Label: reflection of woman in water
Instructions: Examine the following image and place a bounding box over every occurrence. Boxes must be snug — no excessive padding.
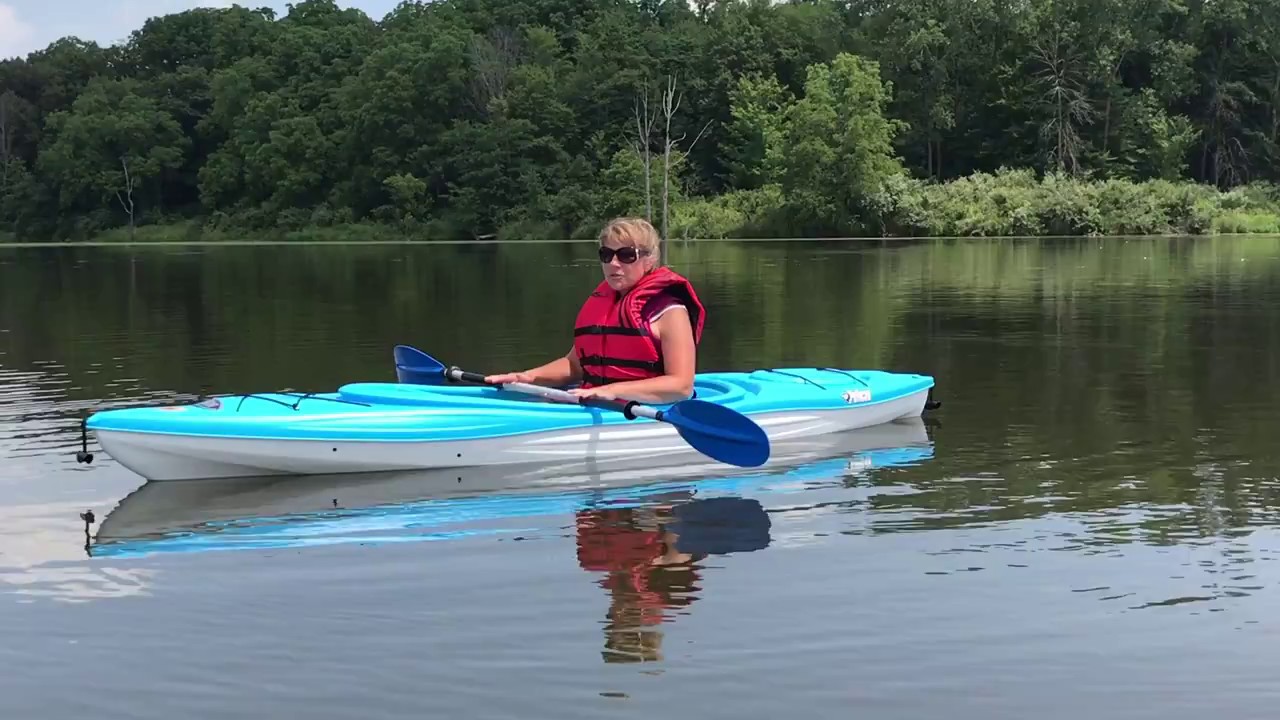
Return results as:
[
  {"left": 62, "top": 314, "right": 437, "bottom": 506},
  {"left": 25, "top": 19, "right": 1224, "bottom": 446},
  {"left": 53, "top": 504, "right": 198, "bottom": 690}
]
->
[{"left": 575, "top": 493, "right": 772, "bottom": 664}]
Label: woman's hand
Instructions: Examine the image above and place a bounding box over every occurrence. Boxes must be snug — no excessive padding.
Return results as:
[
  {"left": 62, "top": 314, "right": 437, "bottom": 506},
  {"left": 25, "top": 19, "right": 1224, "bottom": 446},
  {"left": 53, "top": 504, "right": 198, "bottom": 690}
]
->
[
  {"left": 569, "top": 386, "right": 618, "bottom": 401},
  {"left": 485, "top": 351, "right": 580, "bottom": 387},
  {"left": 485, "top": 372, "right": 535, "bottom": 385}
]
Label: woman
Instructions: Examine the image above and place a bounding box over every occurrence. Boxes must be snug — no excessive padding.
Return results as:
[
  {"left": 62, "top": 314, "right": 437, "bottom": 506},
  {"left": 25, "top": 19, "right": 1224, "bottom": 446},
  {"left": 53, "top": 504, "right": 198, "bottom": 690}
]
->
[{"left": 485, "top": 217, "right": 705, "bottom": 404}]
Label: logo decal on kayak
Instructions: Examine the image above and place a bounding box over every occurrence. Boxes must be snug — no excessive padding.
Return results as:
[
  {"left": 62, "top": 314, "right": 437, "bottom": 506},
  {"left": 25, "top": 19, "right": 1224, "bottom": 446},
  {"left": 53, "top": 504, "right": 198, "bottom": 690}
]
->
[{"left": 842, "top": 389, "right": 872, "bottom": 403}]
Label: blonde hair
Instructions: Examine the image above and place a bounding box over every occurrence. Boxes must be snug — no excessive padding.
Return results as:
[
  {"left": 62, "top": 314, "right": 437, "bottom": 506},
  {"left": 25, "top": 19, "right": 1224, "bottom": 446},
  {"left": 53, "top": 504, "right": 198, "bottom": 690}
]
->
[{"left": 598, "top": 217, "right": 661, "bottom": 265}]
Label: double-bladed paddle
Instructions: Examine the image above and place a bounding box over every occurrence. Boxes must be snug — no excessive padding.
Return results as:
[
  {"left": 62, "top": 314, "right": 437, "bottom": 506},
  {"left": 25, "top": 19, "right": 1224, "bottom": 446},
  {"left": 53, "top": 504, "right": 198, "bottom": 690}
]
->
[{"left": 392, "top": 344, "right": 770, "bottom": 468}]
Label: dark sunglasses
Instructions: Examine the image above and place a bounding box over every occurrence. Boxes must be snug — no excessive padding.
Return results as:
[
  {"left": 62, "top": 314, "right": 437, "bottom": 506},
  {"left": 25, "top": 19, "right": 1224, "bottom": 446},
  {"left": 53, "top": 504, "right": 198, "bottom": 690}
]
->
[{"left": 597, "top": 246, "right": 649, "bottom": 264}]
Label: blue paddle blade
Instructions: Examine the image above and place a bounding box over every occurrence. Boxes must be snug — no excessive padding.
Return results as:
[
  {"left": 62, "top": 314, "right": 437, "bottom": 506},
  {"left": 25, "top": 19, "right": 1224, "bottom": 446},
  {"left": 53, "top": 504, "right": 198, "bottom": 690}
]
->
[
  {"left": 663, "top": 399, "right": 771, "bottom": 468},
  {"left": 393, "top": 345, "right": 446, "bottom": 384}
]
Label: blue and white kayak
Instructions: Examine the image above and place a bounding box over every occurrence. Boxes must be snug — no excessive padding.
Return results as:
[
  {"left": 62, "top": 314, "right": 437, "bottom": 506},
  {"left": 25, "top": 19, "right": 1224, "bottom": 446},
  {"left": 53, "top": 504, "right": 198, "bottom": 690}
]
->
[{"left": 83, "top": 365, "right": 936, "bottom": 482}]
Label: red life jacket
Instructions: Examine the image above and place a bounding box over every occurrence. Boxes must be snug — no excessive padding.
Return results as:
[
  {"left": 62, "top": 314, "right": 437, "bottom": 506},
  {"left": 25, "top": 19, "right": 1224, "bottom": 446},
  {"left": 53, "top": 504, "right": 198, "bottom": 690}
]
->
[{"left": 572, "top": 266, "right": 706, "bottom": 388}]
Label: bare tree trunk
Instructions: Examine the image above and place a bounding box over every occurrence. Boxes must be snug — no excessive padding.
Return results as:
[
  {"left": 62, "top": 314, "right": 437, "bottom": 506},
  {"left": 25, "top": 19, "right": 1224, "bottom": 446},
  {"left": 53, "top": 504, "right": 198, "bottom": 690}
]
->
[
  {"left": 661, "top": 76, "right": 677, "bottom": 241},
  {"left": 0, "top": 91, "right": 10, "bottom": 191},
  {"left": 1272, "top": 59, "right": 1280, "bottom": 144},
  {"left": 116, "top": 155, "right": 136, "bottom": 241},
  {"left": 1101, "top": 53, "right": 1127, "bottom": 162},
  {"left": 1102, "top": 95, "right": 1111, "bottom": 158},
  {"left": 660, "top": 74, "right": 711, "bottom": 244},
  {"left": 468, "top": 26, "right": 522, "bottom": 117},
  {"left": 659, "top": 74, "right": 711, "bottom": 242},
  {"left": 633, "top": 82, "right": 657, "bottom": 221},
  {"left": 1031, "top": 35, "right": 1093, "bottom": 175},
  {"left": 1205, "top": 60, "right": 1246, "bottom": 188}
]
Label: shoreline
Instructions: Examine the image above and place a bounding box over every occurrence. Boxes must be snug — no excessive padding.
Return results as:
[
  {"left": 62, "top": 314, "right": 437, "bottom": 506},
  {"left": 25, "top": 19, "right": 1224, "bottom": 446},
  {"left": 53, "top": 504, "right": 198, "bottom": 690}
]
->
[
  {"left": 3, "top": 229, "right": 1278, "bottom": 248},
  {"left": 7, "top": 172, "right": 1280, "bottom": 246}
]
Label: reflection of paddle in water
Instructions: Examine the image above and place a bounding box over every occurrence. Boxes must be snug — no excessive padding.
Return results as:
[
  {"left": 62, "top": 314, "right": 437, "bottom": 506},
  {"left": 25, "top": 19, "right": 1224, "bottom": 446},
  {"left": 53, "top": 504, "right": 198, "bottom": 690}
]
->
[{"left": 575, "top": 493, "right": 772, "bottom": 664}]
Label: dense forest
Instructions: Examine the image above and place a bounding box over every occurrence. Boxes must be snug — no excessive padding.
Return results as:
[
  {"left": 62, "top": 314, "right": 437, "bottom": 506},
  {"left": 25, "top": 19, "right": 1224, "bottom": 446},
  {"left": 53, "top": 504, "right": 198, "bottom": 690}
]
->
[{"left": 2, "top": 0, "right": 1280, "bottom": 242}]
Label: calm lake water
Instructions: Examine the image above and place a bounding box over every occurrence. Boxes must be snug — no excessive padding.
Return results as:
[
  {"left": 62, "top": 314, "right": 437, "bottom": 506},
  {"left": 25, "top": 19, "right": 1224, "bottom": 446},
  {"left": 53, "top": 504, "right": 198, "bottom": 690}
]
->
[{"left": 3, "top": 236, "right": 1280, "bottom": 718}]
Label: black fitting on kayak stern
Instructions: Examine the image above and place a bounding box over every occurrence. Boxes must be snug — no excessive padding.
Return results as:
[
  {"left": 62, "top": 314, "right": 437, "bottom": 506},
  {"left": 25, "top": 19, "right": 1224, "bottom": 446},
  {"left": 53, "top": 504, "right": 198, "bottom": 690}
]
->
[
  {"left": 924, "top": 387, "right": 942, "bottom": 411},
  {"left": 75, "top": 416, "right": 94, "bottom": 465}
]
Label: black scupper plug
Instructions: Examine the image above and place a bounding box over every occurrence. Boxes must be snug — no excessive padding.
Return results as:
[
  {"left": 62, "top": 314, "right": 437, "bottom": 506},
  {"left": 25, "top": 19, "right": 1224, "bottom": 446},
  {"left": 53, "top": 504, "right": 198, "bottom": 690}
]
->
[
  {"left": 75, "top": 416, "right": 94, "bottom": 464},
  {"left": 924, "top": 387, "right": 942, "bottom": 411}
]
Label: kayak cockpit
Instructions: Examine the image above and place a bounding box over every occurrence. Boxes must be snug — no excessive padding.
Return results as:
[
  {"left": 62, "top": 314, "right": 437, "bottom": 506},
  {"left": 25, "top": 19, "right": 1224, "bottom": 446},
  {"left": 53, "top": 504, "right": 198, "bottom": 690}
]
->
[
  {"left": 334, "top": 368, "right": 918, "bottom": 409},
  {"left": 335, "top": 378, "right": 742, "bottom": 408}
]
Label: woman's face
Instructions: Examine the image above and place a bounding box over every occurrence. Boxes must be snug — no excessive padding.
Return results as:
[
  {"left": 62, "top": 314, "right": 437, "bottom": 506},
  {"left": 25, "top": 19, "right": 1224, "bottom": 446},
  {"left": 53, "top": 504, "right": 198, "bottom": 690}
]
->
[{"left": 598, "top": 236, "right": 653, "bottom": 292}]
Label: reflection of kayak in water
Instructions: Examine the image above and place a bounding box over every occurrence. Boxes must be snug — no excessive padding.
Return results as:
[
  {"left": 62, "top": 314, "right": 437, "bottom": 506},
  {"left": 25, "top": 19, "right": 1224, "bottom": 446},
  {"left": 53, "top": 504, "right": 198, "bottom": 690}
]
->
[{"left": 91, "top": 418, "right": 933, "bottom": 559}]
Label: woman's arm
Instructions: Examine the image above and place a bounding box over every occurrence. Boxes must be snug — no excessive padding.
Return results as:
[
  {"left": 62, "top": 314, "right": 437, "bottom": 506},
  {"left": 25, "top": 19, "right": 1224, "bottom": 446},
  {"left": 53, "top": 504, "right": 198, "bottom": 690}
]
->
[
  {"left": 570, "top": 307, "right": 696, "bottom": 404},
  {"left": 486, "top": 347, "right": 583, "bottom": 387}
]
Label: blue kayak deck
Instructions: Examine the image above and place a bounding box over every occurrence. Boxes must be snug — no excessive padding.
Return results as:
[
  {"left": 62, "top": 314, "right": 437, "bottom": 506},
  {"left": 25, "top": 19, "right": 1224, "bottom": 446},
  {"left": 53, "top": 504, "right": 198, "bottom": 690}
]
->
[{"left": 86, "top": 367, "right": 934, "bottom": 441}]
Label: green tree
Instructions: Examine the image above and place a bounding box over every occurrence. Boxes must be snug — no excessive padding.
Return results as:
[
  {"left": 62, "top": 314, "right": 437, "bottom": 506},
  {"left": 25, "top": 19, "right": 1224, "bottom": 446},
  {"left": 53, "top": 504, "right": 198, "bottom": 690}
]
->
[
  {"left": 37, "top": 78, "right": 188, "bottom": 236},
  {"left": 723, "top": 73, "right": 791, "bottom": 190},
  {"left": 773, "top": 53, "right": 907, "bottom": 233}
]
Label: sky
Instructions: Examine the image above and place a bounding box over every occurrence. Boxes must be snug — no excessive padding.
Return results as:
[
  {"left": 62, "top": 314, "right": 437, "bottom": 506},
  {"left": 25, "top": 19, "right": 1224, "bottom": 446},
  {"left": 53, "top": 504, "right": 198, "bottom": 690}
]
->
[{"left": 0, "top": 0, "right": 404, "bottom": 60}]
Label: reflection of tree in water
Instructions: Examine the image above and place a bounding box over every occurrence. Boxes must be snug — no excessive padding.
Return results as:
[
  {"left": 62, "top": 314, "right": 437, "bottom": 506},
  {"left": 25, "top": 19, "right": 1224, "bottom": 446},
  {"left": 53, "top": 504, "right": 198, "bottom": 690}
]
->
[{"left": 575, "top": 492, "right": 772, "bottom": 664}]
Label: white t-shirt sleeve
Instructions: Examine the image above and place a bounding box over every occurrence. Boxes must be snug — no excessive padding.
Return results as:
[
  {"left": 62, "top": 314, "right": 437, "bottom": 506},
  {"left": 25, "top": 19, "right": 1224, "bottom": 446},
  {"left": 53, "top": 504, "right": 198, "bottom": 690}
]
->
[{"left": 647, "top": 302, "right": 688, "bottom": 323}]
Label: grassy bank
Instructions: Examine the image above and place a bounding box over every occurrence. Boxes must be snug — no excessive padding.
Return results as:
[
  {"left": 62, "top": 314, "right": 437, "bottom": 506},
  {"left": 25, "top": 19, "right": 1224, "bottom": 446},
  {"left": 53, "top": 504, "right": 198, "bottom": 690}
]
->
[
  {"left": 670, "top": 170, "right": 1280, "bottom": 240},
  {"left": 6, "top": 172, "right": 1280, "bottom": 244}
]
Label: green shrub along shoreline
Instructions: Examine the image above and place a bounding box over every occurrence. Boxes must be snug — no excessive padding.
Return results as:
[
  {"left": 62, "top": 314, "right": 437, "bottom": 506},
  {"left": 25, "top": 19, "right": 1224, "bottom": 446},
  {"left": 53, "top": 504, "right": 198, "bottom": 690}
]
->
[
  {"left": 5, "top": 0, "right": 1280, "bottom": 243},
  {"left": 63, "top": 171, "right": 1280, "bottom": 244},
  {"left": 667, "top": 171, "right": 1280, "bottom": 240}
]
